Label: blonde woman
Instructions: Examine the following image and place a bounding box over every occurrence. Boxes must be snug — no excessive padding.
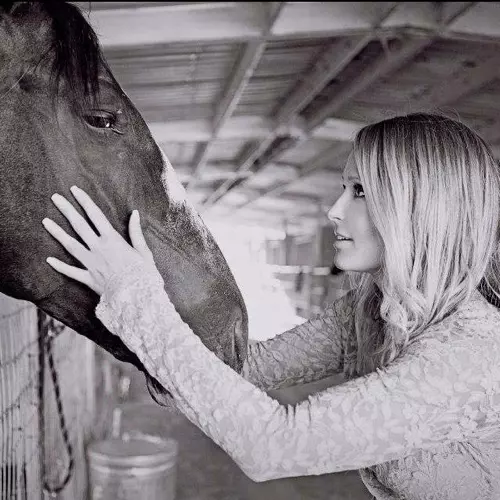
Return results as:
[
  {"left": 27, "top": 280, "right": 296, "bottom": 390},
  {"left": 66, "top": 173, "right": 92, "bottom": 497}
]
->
[{"left": 42, "top": 113, "right": 500, "bottom": 499}]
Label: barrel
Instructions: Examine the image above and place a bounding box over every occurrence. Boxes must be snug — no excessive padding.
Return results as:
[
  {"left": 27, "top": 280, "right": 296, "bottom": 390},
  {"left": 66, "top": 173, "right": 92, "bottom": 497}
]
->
[{"left": 87, "top": 436, "right": 178, "bottom": 500}]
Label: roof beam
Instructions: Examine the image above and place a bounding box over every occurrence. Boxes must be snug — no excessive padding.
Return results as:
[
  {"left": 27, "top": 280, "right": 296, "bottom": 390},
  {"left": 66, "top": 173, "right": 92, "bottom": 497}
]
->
[
  {"left": 149, "top": 116, "right": 274, "bottom": 143},
  {"left": 201, "top": 133, "right": 296, "bottom": 207},
  {"left": 443, "top": 2, "right": 500, "bottom": 39},
  {"left": 407, "top": 47, "right": 500, "bottom": 110},
  {"left": 212, "top": 3, "right": 284, "bottom": 135},
  {"left": 232, "top": 27, "right": 474, "bottom": 212},
  {"left": 187, "top": 3, "right": 285, "bottom": 191},
  {"left": 438, "top": 2, "right": 479, "bottom": 25},
  {"left": 230, "top": 143, "right": 352, "bottom": 214},
  {"left": 305, "top": 34, "right": 435, "bottom": 131},
  {"left": 75, "top": 2, "right": 496, "bottom": 47},
  {"left": 274, "top": 33, "right": 376, "bottom": 125},
  {"left": 377, "top": 1, "right": 476, "bottom": 30},
  {"left": 198, "top": 4, "right": 399, "bottom": 208},
  {"left": 198, "top": 34, "right": 374, "bottom": 208},
  {"left": 78, "top": 2, "right": 265, "bottom": 46},
  {"left": 203, "top": 32, "right": 431, "bottom": 209},
  {"left": 147, "top": 115, "right": 367, "bottom": 143}
]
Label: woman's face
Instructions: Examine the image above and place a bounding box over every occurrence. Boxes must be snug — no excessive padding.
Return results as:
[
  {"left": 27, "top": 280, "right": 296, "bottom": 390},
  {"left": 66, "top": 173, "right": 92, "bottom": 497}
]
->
[{"left": 327, "top": 155, "right": 383, "bottom": 274}]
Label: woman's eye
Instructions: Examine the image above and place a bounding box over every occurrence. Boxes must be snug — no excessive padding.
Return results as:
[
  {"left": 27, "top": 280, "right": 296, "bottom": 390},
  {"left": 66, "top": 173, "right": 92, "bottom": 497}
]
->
[
  {"left": 83, "top": 111, "right": 122, "bottom": 134},
  {"left": 353, "top": 183, "right": 365, "bottom": 197}
]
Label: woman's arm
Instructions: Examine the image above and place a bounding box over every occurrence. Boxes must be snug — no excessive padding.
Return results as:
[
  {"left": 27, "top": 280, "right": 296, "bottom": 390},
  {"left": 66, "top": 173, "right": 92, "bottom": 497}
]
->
[
  {"left": 242, "top": 291, "right": 354, "bottom": 391},
  {"left": 97, "top": 267, "right": 500, "bottom": 482}
]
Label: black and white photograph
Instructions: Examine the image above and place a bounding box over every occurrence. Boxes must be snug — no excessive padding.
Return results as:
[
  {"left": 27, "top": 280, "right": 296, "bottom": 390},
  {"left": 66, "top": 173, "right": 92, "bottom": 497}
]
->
[{"left": 2, "top": 2, "right": 500, "bottom": 499}]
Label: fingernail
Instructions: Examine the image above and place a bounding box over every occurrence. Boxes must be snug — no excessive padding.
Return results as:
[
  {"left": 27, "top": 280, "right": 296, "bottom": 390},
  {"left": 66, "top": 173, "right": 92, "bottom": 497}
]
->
[
  {"left": 133, "top": 210, "right": 139, "bottom": 218},
  {"left": 70, "top": 185, "right": 79, "bottom": 193},
  {"left": 51, "top": 193, "right": 61, "bottom": 201},
  {"left": 42, "top": 218, "right": 49, "bottom": 225},
  {"left": 46, "top": 257, "right": 54, "bottom": 264}
]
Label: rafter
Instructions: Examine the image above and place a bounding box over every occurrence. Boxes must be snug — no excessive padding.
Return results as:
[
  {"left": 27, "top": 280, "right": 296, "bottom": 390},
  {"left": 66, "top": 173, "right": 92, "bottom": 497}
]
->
[
  {"left": 75, "top": 2, "right": 496, "bottom": 47},
  {"left": 406, "top": 47, "right": 500, "bottom": 110},
  {"left": 226, "top": 23, "right": 495, "bottom": 213},
  {"left": 148, "top": 116, "right": 274, "bottom": 143},
  {"left": 198, "top": 3, "right": 401, "bottom": 208},
  {"left": 197, "top": 39, "right": 368, "bottom": 207},
  {"left": 230, "top": 143, "right": 352, "bottom": 215},
  {"left": 305, "top": 35, "right": 435, "bottom": 131},
  {"left": 72, "top": 0, "right": 500, "bottom": 231},
  {"left": 443, "top": 2, "right": 500, "bottom": 39},
  {"left": 203, "top": 33, "right": 433, "bottom": 209},
  {"left": 202, "top": 133, "right": 296, "bottom": 207},
  {"left": 438, "top": 2, "right": 479, "bottom": 26},
  {"left": 274, "top": 33, "right": 374, "bottom": 125},
  {"left": 147, "top": 115, "right": 367, "bottom": 143},
  {"left": 186, "top": 3, "right": 285, "bottom": 191}
]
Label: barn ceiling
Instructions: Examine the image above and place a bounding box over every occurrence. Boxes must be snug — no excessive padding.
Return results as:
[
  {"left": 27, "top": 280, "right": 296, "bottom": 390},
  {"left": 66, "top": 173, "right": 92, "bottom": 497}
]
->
[{"left": 74, "top": 2, "right": 500, "bottom": 234}]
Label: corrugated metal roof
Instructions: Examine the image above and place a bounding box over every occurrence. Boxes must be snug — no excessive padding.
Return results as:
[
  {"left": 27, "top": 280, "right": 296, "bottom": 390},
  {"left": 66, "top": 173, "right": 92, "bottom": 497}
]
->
[{"left": 74, "top": 1, "right": 500, "bottom": 233}]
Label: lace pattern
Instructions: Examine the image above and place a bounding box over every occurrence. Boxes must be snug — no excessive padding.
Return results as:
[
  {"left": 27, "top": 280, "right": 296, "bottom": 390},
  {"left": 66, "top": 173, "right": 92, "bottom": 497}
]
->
[
  {"left": 241, "top": 291, "right": 354, "bottom": 390},
  {"left": 96, "top": 267, "right": 500, "bottom": 498}
]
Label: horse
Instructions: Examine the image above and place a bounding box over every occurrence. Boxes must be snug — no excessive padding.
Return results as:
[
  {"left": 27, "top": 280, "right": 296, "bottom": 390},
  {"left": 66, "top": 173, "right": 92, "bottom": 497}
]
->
[{"left": 0, "top": 1, "right": 248, "bottom": 405}]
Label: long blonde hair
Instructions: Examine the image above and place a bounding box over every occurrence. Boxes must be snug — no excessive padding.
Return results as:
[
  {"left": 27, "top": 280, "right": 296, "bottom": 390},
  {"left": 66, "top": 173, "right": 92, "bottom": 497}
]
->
[{"left": 349, "top": 113, "right": 500, "bottom": 377}]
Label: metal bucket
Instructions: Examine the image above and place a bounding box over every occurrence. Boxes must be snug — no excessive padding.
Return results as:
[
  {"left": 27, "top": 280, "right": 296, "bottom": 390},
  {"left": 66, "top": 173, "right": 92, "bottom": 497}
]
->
[{"left": 87, "top": 436, "right": 178, "bottom": 500}]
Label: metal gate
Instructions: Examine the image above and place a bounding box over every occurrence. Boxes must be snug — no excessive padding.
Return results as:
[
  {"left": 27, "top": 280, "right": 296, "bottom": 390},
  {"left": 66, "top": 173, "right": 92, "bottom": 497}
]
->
[{"left": 0, "top": 293, "right": 95, "bottom": 500}]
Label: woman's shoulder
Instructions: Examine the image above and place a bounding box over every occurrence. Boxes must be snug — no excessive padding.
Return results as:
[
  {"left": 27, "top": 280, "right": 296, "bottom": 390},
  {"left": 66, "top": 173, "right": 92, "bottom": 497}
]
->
[
  {"left": 452, "top": 290, "right": 500, "bottom": 336},
  {"left": 413, "top": 290, "right": 500, "bottom": 353}
]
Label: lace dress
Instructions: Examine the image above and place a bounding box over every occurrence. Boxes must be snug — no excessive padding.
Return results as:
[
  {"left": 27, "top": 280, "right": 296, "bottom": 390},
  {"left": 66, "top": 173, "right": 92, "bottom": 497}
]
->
[{"left": 96, "top": 264, "right": 500, "bottom": 500}]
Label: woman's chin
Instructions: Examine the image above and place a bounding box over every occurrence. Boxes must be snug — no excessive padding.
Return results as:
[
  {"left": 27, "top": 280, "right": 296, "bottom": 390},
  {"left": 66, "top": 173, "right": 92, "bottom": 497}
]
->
[{"left": 332, "top": 257, "right": 349, "bottom": 272}]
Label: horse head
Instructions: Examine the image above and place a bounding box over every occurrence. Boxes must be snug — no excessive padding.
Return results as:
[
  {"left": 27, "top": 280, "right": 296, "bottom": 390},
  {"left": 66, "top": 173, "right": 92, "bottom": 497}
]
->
[{"left": 0, "top": 1, "right": 248, "bottom": 403}]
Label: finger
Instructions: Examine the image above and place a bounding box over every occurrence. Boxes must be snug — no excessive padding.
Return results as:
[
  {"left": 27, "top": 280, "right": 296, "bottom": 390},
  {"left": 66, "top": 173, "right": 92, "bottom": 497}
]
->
[
  {"left": 129, "top": 210, "right": 153, "bottom": 258},
  {"left": 46, "top": 257, "right": 100, "bottom": 293},
  {"left": 42, "top": 218, "right": 91, "bottom": 265},
  {"left": 51, "top": 193, "right": 100, "bottom": 248},
  {"left": 70, "top": 186, "right": 115, "bottom": 236}
]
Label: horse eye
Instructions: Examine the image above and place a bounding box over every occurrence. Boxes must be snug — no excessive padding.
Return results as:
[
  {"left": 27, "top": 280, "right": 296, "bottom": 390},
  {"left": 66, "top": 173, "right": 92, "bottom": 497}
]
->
[{"left": 83, "top": 111, "right": 117, "bottom": 130}]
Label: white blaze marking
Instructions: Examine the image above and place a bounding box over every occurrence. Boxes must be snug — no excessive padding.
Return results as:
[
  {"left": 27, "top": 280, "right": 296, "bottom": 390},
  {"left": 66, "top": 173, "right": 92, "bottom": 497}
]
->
[{"left": 159, "top": 148, "right": 187, "bottom": 206}]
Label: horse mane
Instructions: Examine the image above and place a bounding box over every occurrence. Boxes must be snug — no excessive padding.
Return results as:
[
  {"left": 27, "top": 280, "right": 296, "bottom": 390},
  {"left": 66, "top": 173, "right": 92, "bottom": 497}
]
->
[{"left": 3, "top": 1, "right": 104, "bottom": 109}]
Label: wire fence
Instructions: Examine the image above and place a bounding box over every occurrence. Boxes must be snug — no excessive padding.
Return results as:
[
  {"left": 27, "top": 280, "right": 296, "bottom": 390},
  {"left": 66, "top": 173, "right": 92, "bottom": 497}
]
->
[{"left": 0, "top": 293, "right": 95, "bottom": 500}]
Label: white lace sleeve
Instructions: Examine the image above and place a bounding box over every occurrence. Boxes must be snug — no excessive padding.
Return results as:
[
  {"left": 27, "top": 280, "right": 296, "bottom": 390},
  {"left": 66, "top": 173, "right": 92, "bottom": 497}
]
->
[
  {"left": 96, "top": 268, "right": 500, "bottom": 483},
  {"left": 242, "top": 291, "right": 354, "bottom": 390}
]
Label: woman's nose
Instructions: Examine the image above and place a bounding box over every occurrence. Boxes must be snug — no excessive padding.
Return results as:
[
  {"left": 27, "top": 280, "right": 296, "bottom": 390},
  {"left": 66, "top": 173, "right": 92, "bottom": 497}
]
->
[
  {"left": 327, "top": 195, "right": 344, "bottom": 222},
  {"left": 327, "top": 205, "right": 338, "bottom": 222}
]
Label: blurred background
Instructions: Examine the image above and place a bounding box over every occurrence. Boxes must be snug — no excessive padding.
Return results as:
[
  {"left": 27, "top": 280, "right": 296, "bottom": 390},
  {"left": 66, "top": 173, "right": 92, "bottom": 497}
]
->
[{"left": 3, "top": 2, "right": 500, "bottom": 499}]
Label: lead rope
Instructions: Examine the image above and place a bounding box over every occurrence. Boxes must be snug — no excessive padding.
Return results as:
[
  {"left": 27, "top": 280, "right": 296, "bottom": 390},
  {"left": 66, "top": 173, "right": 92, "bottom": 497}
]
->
[{"left": 37, "top": 310, "right": 75, "bottom": 498}]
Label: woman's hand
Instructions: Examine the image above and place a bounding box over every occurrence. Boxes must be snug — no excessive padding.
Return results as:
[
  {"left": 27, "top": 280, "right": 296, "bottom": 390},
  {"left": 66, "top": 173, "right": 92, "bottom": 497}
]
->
[{"left": 42, "top": 185, "right": 158, "bottom": 295}]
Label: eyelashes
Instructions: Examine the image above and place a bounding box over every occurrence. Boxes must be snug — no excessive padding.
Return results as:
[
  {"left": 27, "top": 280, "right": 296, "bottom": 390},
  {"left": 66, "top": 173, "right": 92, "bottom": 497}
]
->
[
  {"left": 342, "top": 183, "right": 365, "bottom": 198},
  {"left": 353, "top": 183, "right": 365, "bottom": 198}
]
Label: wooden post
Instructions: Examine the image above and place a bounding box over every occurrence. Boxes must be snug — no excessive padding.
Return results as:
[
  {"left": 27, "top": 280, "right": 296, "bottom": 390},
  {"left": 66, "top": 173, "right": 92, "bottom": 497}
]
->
[
  {"left": 283, "top": 218, "right": 294, "bottom": 266},
  {"left": 307, "top": 201, "right": 324, "bottom": 317}
]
